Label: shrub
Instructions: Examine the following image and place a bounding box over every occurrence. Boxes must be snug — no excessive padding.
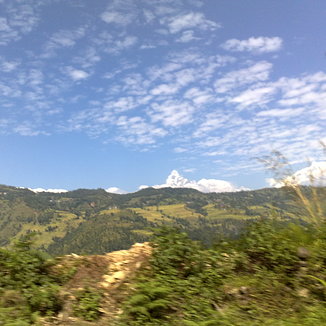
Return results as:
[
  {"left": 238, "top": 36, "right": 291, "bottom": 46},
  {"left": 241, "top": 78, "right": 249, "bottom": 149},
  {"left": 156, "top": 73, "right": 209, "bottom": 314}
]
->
[
  {"left": 73, "top": 287, "right": 102, "bottom": 321},
  {"left": 0, "top": 235, "right": 62, "bottom": 324}
]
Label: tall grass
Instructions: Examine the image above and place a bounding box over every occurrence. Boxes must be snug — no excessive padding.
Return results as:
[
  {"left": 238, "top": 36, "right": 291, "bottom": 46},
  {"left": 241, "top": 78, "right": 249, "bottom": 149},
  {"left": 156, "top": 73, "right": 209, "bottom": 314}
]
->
[{"left": 259, "top": 146, "right": 326, "bottom": 226}]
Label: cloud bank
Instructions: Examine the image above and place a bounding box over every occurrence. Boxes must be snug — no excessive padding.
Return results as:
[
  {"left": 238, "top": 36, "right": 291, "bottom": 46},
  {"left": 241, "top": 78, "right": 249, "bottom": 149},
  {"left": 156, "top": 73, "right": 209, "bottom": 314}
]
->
[
  {"left": 105, "top": 187, "right": 127, "bottom": 194},
  {"left": 221, "top": 36, "right": 283, "bottom": 54},
  {"left": 140, "top": 170, "right": 248, "bottom": 193},
  {"left": 23, "top": 162, "right": 326, "bottom": 195},
  {"left": 28, "top": 188, "right": 68, "bottom": 193},
  {"left": 266, "top": 161, "right": 326, "bottom": 187}
]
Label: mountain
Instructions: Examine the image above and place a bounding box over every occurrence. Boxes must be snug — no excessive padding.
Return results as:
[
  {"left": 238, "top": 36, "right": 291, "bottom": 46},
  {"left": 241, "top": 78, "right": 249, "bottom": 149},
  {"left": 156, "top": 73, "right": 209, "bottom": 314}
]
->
[
  {"left": 267, "top": 161, "right": 326, "bottom": 187},
  {"left": 0, "top": 183, "right": 325, "bottom": 255},
  {"left": 140, "top": 169, "right": 248, "bottom": 192},
  {"left": 2, "top": 222, "right": 325, "bottom": 325}
]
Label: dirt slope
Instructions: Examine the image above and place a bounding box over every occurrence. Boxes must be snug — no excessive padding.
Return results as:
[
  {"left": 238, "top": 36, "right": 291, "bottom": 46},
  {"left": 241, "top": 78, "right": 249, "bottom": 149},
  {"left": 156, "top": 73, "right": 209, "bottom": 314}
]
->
[{"left": 42, "top": 242, "right": 152, "bottom": 325}]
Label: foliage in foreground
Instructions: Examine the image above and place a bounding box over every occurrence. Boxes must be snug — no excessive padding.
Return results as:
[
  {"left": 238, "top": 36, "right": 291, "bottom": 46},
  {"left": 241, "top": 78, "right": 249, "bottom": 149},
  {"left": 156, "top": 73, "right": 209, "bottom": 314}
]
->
[
  {"left": 0, "top": 219, "right": 325, "bottom": 325},
  {"left": 73, "top": 287, "right": 103, "bottom": 321},
  {"left": 120, "top": 222, "right": 326, "bottom": 326},
  {"left": 0, "top": 235, "right": 62, "bottom": 325}
]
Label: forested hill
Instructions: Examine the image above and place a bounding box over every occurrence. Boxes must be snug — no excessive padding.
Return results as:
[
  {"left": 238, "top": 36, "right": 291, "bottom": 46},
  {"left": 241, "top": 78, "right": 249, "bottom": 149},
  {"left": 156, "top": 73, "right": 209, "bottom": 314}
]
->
[{"left": 0, "top": 184, "right": 325, "bottom": 255}]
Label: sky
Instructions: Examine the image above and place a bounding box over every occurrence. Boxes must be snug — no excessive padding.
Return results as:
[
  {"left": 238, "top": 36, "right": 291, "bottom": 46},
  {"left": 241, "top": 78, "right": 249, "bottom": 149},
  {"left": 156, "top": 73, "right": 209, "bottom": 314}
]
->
[{"left": 0, "top": 0, "right": 325, "bottom": 193}]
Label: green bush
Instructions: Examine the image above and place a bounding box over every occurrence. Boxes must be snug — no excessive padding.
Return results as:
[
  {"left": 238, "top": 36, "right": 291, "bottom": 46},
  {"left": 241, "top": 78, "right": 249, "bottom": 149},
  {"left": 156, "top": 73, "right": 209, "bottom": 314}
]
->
[
  {"left": 73, "top": 287, "right": 102, "bottom": 321},
  {"left": 124, "top": 281, "right": 172, "bottom": 324},
  {"left": 0, "top": 235, "right": 62, "bottom": 325},
  {"left": 119, "top": 223, "right": 326, "bottom": 326}
]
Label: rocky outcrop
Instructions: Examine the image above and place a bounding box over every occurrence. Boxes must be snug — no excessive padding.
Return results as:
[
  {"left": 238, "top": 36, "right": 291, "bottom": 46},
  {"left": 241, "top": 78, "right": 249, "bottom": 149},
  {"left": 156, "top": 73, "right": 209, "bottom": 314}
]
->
[
  {"left": 100, "top": 242, "right": 152, "bottom": 289},
  {"left": 43, "top": 242, "right": 152, "bottom": 325}
]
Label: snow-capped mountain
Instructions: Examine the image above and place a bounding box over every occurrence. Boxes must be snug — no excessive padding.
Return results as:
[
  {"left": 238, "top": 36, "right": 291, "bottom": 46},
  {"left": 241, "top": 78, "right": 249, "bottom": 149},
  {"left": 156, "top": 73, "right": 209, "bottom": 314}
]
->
[
  {"left": 267, "top": 161, "right": 326, "bottom": 187},
  {"left": 141, "top": 170, "right": 248, "bottom": 193},
  {"left": 166, "top": 170, "right": 191, "bottom": 187}
]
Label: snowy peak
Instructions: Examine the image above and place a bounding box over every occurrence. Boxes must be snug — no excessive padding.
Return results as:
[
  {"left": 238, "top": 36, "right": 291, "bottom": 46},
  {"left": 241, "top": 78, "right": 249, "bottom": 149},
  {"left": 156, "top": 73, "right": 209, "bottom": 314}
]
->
[
  {"left": 166, "top": 170, "right": 190, "bottom": 187},
  {"left": 267, "top": 161, "right": 326, "bottom": 187},
  {"left": 149, "top": 170, "right": 247, "bottom": 193},
  {"left": 293, "top": 161, "right": 326, "bottom": 185}
]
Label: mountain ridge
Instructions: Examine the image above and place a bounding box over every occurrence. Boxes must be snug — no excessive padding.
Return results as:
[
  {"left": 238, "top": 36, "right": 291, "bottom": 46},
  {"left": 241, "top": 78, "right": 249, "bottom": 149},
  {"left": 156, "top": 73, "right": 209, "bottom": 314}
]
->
[{"left": 1, "top": 181, "right": 324, "bottom": 255}]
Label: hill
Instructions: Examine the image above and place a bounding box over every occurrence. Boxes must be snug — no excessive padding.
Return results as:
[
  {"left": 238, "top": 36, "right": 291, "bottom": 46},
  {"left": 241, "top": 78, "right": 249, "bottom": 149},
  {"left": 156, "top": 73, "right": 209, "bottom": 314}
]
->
[
  {"left": 0, "top": 184, "right": 325, "bottom": 255},
  {"left": 1, "top": 223, "right": 325, "bottom": 325}
]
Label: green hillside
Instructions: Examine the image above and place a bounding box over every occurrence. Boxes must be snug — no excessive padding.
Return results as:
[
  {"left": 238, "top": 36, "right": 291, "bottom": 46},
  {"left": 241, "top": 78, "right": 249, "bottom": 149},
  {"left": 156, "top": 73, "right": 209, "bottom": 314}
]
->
[
  {"left": 0, "top": 184, "right": 325, "bottom": 325},
  {"left": 0, "top": 184, "right": 325, "bottom": 255},
  {"left": 1, "top": 222, "right": 325, "bottom": 325}
]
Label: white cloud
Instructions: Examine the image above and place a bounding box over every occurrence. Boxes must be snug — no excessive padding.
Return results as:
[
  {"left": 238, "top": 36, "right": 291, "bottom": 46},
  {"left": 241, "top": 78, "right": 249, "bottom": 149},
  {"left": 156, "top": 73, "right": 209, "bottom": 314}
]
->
[
  {"left": 215, "top": 61, "right": 273, "bottom": 93},
  {"left": 0, "top": 58, "right": 20, "bottom": 72},
  {"left": 103, "top": 97, "right": 138, "bottom": 113},
  {"left": 2, "top": 0, "right": 318, "bottom": 175},
  {"left": 0, "top": 1, "right": 41, "bottom": 45},
  {"left": 149, "top": 100, "right": 196, "bottom": 127},
  {"left": 42, "top": 27, "right": 86, "bottom": 57},
  {"left": 174, "top": 68, "right": 196, "bottom": 87},
  {"left": 276, "top": 72, "right": 326, "bottom": 110},
  {"left": 184, "top": 87, "right": 213, "bottom": 106},
  {"left": 66, "top": 67, "right": 89, "bottom": 81},
  {"left": 267, "top": 161, "right": 326, "bottom": 187},
  {"left": 115, "top": 115, "right": 167, "bottom": 145},
  {"left": 96, "top": 33, "right": 138, "bottom": 54},
  {"left": 193, "top": 112, "right": 231, "bottom": 137},
  {"left": 230, "top": 86, "right": 276, "bottom": 108},
  {"left": 105, "top": 187, "right": 127, "bottom": 194},
  {"left": 142, "top": 9, "right": 155, "bottom": 24},
  {"left": 0, "top": 17, "right": 10, "bottom": 33},
  {"left": 28, "top": 188, "right": 68, "bottom": 193},
  {"left": 197, "top": 136, "right": 222, "bottom": 147},
  {"left": 222, "top": 36, "right": 283, "bottom": 54},
  {"left": 101, "top": 11, "right": 135, "bottom": 25},
  {"left": 148, "top": 170, "right": 248, "bottom": 193},
  {"left": 147, "top": 62, "right": 183, "bottom": 82},
  {"left": 140, "top": 44, "right": 156, "bottom": 49},
  {"left": 257, "top": 107, "right": 305, "bottom": 118},
  {"left": 183, "top": 168, "right": 197, "bottom": 173},
  {"left": 174, "top": 147, "right": 187, "bottom": 153},
  {"left": 73, "top": 47, "right": 101, "bottom": 69},
  {"left": 13, "top": 123, "right": 47, "bottom": 136},
  {"left": 151, "top": 83, "right": 179, "bottom": 96},
  {"left": 176, "top": 30, "right": 199, "bottom": 43},
  {"left": 164, "top": 12, "right": 219, "bottom": 33},
  {"left": 112, "top": 35, "right": 138, "bottom": 52}
]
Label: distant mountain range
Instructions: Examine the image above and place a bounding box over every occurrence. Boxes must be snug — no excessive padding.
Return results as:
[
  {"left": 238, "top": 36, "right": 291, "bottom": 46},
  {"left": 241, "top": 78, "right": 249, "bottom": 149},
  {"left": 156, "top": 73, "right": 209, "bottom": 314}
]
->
[
  {"left": 24, "top": 161, "right": 326, "bottom": 194},
  {"left": 139, "top": 170, "right": 249, "bottom": 193},
  {"left": 1, "top": 182, "right": 324, "bottom": 255}
]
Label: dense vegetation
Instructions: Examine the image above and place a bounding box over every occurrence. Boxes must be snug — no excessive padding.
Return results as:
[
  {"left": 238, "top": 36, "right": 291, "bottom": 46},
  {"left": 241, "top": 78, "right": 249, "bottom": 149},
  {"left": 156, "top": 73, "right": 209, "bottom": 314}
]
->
[
  {"left": 120, "top": 222, "right": 326, "bottom": 325},
  {"left": 0, "top": 182, "right": 325, "bottom": 324},
  {"left": 0, "top": 219, "right": 325, "bottom": 325},
  {"left": 1, "top": 184, "right": 324, "bottom": 255},
  {"left": 0, "top": 235, "right": 62, "bottom": 325}
]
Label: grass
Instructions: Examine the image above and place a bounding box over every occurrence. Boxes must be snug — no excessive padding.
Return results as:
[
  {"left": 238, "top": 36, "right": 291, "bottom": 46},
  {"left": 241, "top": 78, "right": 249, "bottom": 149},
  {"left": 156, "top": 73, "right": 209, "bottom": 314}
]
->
[
  {"left": 159, "top": 204, "right": 199, "bottom": 219},
  {"left": 99, "top": 208, "right": 121, "bottom": 215},
  {"left": 10, "top": 210, "right": 83, "bottom": 249},
  {"left": 119, "top": 223, "right": 326, "bottom": 326},
  {"left": 131, "top": 204, "right": 206, "bottom": 222},
  {"left": 205, "top": 204, "right": 256, "bottom": 220},
  {"left": 131, "top": 206, "right": 166, "bottom": 222}
]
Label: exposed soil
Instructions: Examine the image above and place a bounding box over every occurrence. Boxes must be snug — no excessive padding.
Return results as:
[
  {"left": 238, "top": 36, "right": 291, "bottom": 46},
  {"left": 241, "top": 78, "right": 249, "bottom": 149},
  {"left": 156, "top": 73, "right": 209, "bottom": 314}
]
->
[{"left": 42, "top": 242, "right": 152, "bottom": 325}]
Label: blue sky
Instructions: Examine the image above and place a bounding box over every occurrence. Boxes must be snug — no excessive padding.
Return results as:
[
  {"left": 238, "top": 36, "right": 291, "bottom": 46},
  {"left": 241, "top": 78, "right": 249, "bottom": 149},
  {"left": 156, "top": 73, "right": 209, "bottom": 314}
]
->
[{"left": 0, "top": 0, "right": 325, "bottom": 192}]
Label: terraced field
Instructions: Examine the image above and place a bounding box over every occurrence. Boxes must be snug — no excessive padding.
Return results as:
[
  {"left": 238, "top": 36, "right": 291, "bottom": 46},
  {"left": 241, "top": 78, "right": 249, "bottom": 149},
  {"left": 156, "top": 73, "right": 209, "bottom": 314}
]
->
[
  {"left": 204, "top": 204, "right": 258, "bottom": 220},
  {"left": 1, "top": 184, "right": 323, "bottom": 255},
  {"left": 131, "top": 204, "right": 199, "bottom": 221},
  {"left": 11, "top": 210, "right": 84, "bottom": 248}
]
